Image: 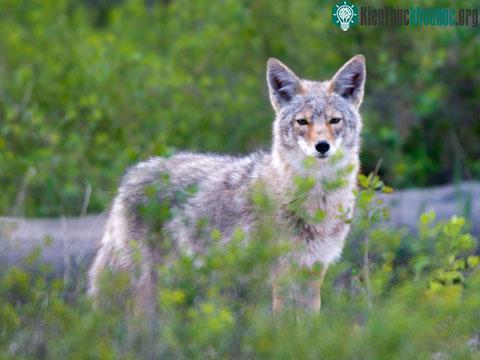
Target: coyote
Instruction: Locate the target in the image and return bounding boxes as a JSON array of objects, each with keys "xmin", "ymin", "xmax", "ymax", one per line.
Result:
[{"xmin": 88, "ymin": 55, "xmax": 366, "ymax": 313}]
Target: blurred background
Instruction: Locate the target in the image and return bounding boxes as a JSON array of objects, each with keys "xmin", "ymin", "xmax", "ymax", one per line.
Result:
[{"xmin": 0, "ymin": 0, "xmax": 479, "ymax": 218}]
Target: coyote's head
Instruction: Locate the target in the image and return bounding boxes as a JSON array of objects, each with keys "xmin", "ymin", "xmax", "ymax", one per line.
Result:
[{"xmin": 267, "ymin": 55, "xmax": 365, "ymax": 167}]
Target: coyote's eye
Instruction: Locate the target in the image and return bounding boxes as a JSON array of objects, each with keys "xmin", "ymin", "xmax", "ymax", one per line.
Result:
[
  {"xmin": 330, "ymin": 117, "xmax": 342, "ymax": 124},
  {"xmin": 296, "ymin": 119, "xmax": 308, "ymax": 126}
]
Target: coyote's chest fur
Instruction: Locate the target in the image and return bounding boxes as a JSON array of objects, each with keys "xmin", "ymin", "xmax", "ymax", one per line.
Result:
[{"xmin": 268, "ymin": 153, "xmax": 357, "ymax": 267}]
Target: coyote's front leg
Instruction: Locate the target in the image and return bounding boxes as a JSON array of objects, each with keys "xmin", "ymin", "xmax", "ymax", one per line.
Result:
[
  {"xmin": 272, "ymin": 264, "xmax": 329, "ymax": 313},
  {"xmin": 297, "ymin": 265, "xmax": 329, "ymax": 312},
  {"xmin": 272, "ymin": 262, "xmax": 286, "ymax": 313}
]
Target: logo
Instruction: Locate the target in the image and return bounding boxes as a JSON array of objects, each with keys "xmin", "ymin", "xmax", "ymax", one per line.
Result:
[{"xmin": 333, "ymin": 1, "xmax": 358, "ymax": 31}]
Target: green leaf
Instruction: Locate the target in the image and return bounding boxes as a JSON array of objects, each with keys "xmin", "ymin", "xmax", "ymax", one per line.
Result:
[{"xmin": 467, "ymin": 256, "xmax": 479, "ymax": 268}]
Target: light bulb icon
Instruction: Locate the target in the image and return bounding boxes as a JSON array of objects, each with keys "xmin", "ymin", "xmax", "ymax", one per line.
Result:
[{"xmin": 334, "ymin": 1, "xmax": 357, "ymax": 31}]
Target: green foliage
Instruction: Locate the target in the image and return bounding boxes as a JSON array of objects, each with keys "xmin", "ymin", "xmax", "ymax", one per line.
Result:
[
  {"xmin": 1, "ymin": 174, "xmax": 479, "ymax": 358},
  {"xmin": 1, "ymin": 0, "xmax": 479, "ymax": 216}
]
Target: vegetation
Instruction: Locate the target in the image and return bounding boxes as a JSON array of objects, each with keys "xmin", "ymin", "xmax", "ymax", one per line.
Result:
[
  {"xmin": 0, "ymin": 173, "xmax": 478, "ymax": 358},
  {"xmin": 1, "ymin": 0, "xmax": 479, "ymax": 216}
]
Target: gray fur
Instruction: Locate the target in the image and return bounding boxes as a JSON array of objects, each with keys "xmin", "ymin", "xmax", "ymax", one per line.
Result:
[{"xmin": 88, "ymin": 55, "xmax": 366, "ymax": 312}]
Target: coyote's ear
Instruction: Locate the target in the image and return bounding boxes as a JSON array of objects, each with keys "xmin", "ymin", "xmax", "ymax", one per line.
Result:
[
  {"xmin": 267, "ymin": 58, "xmax": 302, "ymax": 111},
  {"xmin": 331, "ymin": 55, "xmax": 366, "ymax": 108}
]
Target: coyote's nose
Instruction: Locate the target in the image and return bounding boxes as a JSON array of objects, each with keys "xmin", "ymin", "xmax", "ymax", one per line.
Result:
[{"xmin": 315, "ymin": 141, "xmax": 330, "ymax": 154}]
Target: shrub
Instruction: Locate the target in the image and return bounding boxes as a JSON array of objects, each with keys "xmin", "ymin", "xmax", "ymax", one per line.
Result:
[{"xmin": 0, "ymin": 173, "xmax": 478, "ymax": 358}]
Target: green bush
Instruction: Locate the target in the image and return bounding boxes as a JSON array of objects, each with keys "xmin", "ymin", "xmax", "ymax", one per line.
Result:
[
  {"xmin": 0, "ymin": 174, "xmax": 478, "ymax": 358},
  {"xmin": 1, "ymin": 0, "xmax": 479, "ymax": 216}
]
